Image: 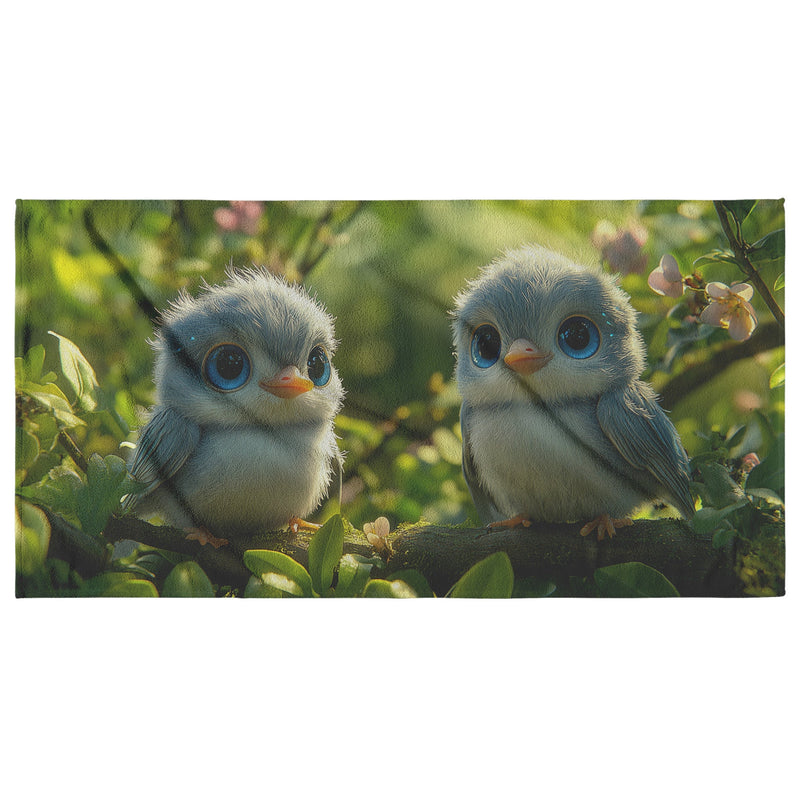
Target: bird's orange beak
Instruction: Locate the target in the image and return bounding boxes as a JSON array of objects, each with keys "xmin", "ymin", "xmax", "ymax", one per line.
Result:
[
  {"xmin": 259, "ymin": 366, "xmax": 313, "ymax": 399},
  {"xmin": 504, "ymin": 338, "xmax": 553, "ymax": 375}
]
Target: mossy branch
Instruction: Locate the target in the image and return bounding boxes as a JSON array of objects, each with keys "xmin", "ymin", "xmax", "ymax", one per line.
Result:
[{"xmin": 41, "ymin": 508, "xmax": 743, "ymax": 597}]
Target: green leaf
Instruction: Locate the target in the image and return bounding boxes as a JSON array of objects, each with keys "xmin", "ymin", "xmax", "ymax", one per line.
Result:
[
  {"xmin": 334, "ymin": 553, "xmax": 376, "ymax": 597},
  {"xmin": 512, "ymin": 577, "xmax": 557, "ymax": 598},
  {"xmin": 769, "ymin": 363, "xmax": 785, "ymax": 389},
  {"xmin": 25, "ymin": 344, "xmax": 46, "ymax": 383},
  {"xmin": 450, "ymin": 552, "xmax": 514, "ymax": 598},
  {"xmin": 692, "ymin": 249, "xmax": 739, "ymax": 269},
  {"xmin": 48, "ymin": 331, "xmax": 99, "ymax": 411},
  {"xmin": 749, "ymin": 229, "xmax": 784, "ymax": 263},
  {"xmin": 307, "ymin": 514, "xmax": 345, "ymax": 594},
  {"xmin": 724, "ymin": 425, "xmax": 747, "ymax": 449},
  {"xmin": 692, "ymin": 501, "xmax": 748, "ymax": 535},
  {"xmin": 721, "ymin": 200, "xmax": 758, "ymax": 224},
  {"xmin": 746, "ymin": 488, "xmax": 784, "ymax": 507},
  {"xmin": 712, "ymin": 528, "xmax": 738, "ymax": 549},
  {"xmin": 385, "ymin": 569, "xmax": 434, "ymax": 597},
  {"xmin": 243, "ymin": 550, "xmax": 314, "ymax": 597},
  {"xmin": 695, "ymin": 462, "xmax": 746, "ymax": 508},
  {"xmin": 363, "ymin": 578, "xmax": 417, "ymax": 598},
  {"xmin": 593, "ymin": 562, "xmax": 680, "ymax": 597},
  {"xmin": 746, "ymin": 434, "xmax": 784, "ymax": 493},
  {"xmin": 16, "ymin": 427, "xmax": 40, "ymax": 485},
  {"xmin": 773, "ymin": 273, "xmax": 785, "ymax": 292},
  {"xmin": 244, "ymin": 576, "xmax": 284, "ymax": 598},
  {"xmin": 17, "ymin": 465, "xmax": 83, "ymax": 518},
  {"xmin": 15, "ymin": 499, "xmax": 51, "ymax": 575},
  {"xmin": 75, "ymin": 454, "xmax": 130, "ymax": 536},
  {"xmin": 27, "ymin": 385, "xmax": 86, "ymax": 429},
  {"xmin": 260, "ymin": 572, "xmax": 307, "ymax": 596},
  {"xmin": 162, "ymin": 561, "xmax": 215, "ymax": 597},
  {"xmin": 79, "ymin": 572, "xmax": 159, "ymax": 597}
]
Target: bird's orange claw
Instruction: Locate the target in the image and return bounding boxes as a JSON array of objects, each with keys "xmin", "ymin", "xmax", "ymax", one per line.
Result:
[
  {"xmin": 487, "ymin": 514, "xmax": 533, "ymax": 531},
  {"xmin": 185, "ymin": 528, "xmax": 229, "ymax": 549},
  {"xmin": 579, "ymin": 514, "xmax": 632, "ymax": 541},
  {"xmin": 288, "ymin": 517, "xmax": 321, "ymax": 534}
]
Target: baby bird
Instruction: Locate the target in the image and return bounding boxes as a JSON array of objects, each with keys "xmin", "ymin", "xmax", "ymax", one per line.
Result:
[
  {"xmin": 452, "ymin": 245, "xmax": 693, "ymax": 539},
  {"xmin": 126, "ymin": 268, "xmax": 344, "ymax": 547}
]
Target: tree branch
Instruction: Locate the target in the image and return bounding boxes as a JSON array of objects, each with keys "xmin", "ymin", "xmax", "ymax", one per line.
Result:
[
  {"xmin": 714, "ymin": 201, "xmax": 785, "ymax": 330},
  {"xmin": 41, "ymin": 508, "xmax": 743, "ymax": 597},
  {"xmin": 387, "ymin": 520, "xmax": 740, "ymax": 597},
  {"xmin": 658, "ymin": 320, "xmax": 783, "ymax": 410}
]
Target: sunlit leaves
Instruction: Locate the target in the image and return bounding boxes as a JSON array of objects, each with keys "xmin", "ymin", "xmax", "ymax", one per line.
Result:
[
  {"xmin": 749, "ymin": 229, "xmax": 784, "ymax": 263},
  {"xmin": 363, "ymin": 578, "xmax": 417, "ymax": 598},
  {"xmin": 78, "ymin": 572, "xmax": 158, "ymax": 597},
  {"xmin": 243, "ymin": 550, "xmax": 314, "ymax": 598},
  {"xmin": 769, "ymin": 363, "xmax": 785, "ymax": 389},
  {"xmin": 16, "ymin": 427, "xmax": 39, "ymax": 485},
  {"xmin": 449, "ymin": 552, "xmax": 514, "ymax": 598},
  {"xmin": 334, "ymin": 553, "xmax": 377, "ymax": 597},
  {"xmin": 76, "ymin": 454, "xmax": 135, "ymax": 537},
  {"xmin": 162, "ymin": 562, "xmax": 214, "ymax": 598},
  {"xmin": 48, "ymin": 331, "xmax": 99, "ymax": 411},
  {"xmin": 15, "ymin": 499, "xmax": 51, "ymax": 576},
  {"xmin": 307, "ymin": 514, "xmax": 345, "ymax": 595},
  {"xmin": 721, "ymin": 200, "xmax": 758, "ymax": 224},
  {"xmin": 593, "ymin": 562, "xmax": 680, "ymax": 597}
]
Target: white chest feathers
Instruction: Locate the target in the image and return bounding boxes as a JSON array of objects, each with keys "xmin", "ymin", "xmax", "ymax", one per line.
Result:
[
  {"xmin": 467, "ymin": 400, "xmax": 646, "ymax": 522},
  {"xmin": 144, "ymin": 423, "xmax": 338, "ymax": 534}
]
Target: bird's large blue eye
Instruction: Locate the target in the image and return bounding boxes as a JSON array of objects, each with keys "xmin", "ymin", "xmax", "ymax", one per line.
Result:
[
  {"xmin": 470, "ymin": 324, "xmax": 502, "ymax": 368},
  {"xmin": 307, "ymin": 345, "xmax": 331, "ymax": 387},
  {"xmin": 557, "ymin": 317, "xmax": 601, "ymax": 359},
  {"xmin": 203, "ymin": 343, "xmax": 251, "ymax": 391}
]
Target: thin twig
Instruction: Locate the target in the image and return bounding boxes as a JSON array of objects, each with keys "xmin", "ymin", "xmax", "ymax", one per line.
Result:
[
  {"xmin": 57, "ymin": 431, "xmax": 89, "ymax": 473},
  {"xmin": 713, "ymin": 201, "xmax": 785, "ymax": 330},
  {"xmin": 658, "ymin": 321, "xmax": 782, "ymax": 410},
  {"xmin": 83, "ymin": 205, "xmax": 161, "ymax": 324}
]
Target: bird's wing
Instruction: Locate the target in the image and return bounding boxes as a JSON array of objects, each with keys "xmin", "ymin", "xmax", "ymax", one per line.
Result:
[
  {"xmin": 124, "ymin": 406, "xmax": 200, "ymax": 507},
  {"xmin": 597, "ymin": 382, "xmax": 694, "ymax": 518},
  {"xmin": 460, "ymin": 402, "xmax": 502, "ymax": 524}
]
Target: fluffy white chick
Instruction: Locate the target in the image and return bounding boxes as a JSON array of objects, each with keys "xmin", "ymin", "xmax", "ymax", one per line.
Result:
[
  {"xmin": 452, "ymin": 245, "xmax": 693, "ymax": 539},
  {"xmin": 126, "ymin": 268, "xmax": 343, "ymax": 547}
]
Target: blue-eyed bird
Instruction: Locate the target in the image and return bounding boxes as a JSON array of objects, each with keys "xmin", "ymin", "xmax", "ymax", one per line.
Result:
[
  {"xmin": 125, "ymin": 268, "xmax": 344, "ymax": 547},
  {"xmin": 452, "ymin": 245, "xmax": 694, "ymax": 540}
]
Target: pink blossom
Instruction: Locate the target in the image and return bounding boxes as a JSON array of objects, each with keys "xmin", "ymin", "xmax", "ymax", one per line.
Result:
[
  {"xmin": 213, "ymin": 201, "xmax": 264, "ymax": 235},
  {"xmin": 699, "ymin": 282, "xmax": 758, "ymax": 341},
  {"xmin": 741, "ymin": 452, "xmax": 761, "ymax": 472},
  {"xmin": 648, "ymin": 254, "xmax": 685, "ymax": 298},
  {"xmin": 592, "ymin": 221, "xmax": 648, "ymax": 274}
]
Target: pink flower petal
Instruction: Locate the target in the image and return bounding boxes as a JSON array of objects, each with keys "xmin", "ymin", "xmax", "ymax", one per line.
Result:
[
  {"xmin": 728, "ymin": 307, "xmax": 757, "ymax": 340},
  {"xmin": 213, "ymin": 208, "xmax": 238, "ymax": 231},
  {"xmin": 659, "ymin": 254, "xmax": 682, "ymax": 282},
  {"xmin": 648, "ymin": 268, "xmax": 684, "ymax": 297},
  {"xmin": 706, "ymin": 281, "xmax": 730, "ymax": 299},
  {"xmin": 648, "ymin": 268, "xmax": 670, "ymax": 295},
  {"xmin": 730, "ymin": 282, "xmax": 754, "ymax": 302},
  {"xmin": 700, "ymin": 303, "xmax": 727, "ymax": 327}
]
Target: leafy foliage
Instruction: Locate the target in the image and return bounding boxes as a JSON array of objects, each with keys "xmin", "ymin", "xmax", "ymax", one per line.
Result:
[{"xmin": 15, "ymin": 200, "xmax": 785, "ymax": 597}]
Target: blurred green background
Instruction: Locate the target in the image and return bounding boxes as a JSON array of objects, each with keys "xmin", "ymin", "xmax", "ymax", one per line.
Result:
[{"xmin": 15, "ymin": 199, "xmax": 785, "ymax": 530}]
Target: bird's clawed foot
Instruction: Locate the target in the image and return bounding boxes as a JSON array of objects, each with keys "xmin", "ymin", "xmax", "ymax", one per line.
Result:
[
  {"xmin": 185, "ymin": 528, "xmax": 229, "ymax": 549},
  {"xmin": 288, "ymin": 516, "xmax": 321, "ymax": 534},
  {"xmin": 579, "ymin": 514, "xmax": 632, "ymax": 541},
  {"xmin": 487, "ymin": 514, "xmax": 533, "ymax": 531}
]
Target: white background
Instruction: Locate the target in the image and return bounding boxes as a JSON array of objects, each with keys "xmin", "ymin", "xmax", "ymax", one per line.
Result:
[{"xmin": 3, "ymin": 2, "xmax": 797, "ymax": 798}]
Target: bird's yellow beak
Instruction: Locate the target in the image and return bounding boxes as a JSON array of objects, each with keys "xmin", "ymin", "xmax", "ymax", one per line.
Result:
[
  {"xmin": 259, "ymin": 366, "xmax": 314, "ymax": 399},
  {"xmin": 504, "ymin": 338, "xmax": 553, "ymax": 375}
]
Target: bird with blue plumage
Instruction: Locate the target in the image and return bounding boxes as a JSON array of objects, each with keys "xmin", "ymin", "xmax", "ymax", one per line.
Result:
[
  {"xmin": 452, "ymin": 245, "xmax": 694, "ymax": 540},
  {"xmin": 125, "ymin": 268, "xmax": 344, "ymax": 547}
]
